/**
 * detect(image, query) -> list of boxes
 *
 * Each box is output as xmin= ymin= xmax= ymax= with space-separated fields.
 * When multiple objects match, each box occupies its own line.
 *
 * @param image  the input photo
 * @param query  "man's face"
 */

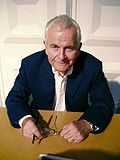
xmin=44 ymin=24 xmax=82 ymax=76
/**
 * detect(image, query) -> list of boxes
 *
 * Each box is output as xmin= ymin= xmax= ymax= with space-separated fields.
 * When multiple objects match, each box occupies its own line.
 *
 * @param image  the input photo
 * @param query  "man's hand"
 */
xmin=22 ymin=117 xmax=43 ymax=140
xmin=60 ymin=120 xmax=92 ymax=143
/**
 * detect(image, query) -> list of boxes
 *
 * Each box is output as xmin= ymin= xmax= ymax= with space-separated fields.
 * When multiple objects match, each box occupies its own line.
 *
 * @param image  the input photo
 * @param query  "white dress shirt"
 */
xmin=52 ymin=66 xmax=73 ymax=111
xmin=19 ymin=66 xmax=73 ymax=127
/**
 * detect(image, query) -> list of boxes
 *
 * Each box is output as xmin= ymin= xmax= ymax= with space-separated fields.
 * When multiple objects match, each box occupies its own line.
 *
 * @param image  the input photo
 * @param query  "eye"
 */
xmin=51 ymin=45 xmax=58 ymax=49
xmin=65 ymin=46 xmax=73 ymax=52
xmin=50 ymin=44 xmax=59 ymax=51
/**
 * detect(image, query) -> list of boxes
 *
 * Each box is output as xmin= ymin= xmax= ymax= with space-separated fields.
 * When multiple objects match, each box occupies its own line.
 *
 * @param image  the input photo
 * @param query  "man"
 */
xmin=6 ymin=15 xmax=114 ymax=143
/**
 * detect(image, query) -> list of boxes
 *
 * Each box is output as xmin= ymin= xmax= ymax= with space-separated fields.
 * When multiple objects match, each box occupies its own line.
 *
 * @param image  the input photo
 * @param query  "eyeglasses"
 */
xmin=41 ymin=115 xmax=60 ymax=138
xmin=32 ymin=110 xmax=61 ymax=144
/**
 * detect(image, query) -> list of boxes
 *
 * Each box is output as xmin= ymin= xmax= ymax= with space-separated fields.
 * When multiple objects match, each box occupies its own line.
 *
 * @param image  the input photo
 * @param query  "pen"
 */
xmin=32 ymin=110 xmax=39 ymax=144
xmin=32 ymin=134 xmax=36 ymax=144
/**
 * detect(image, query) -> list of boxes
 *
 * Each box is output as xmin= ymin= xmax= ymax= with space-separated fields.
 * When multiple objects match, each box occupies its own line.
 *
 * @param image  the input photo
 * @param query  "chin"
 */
xmin=53 ymin=63 xmax=70 ymax=72
xmin=56 ymin=66 xmax=68 ymax=72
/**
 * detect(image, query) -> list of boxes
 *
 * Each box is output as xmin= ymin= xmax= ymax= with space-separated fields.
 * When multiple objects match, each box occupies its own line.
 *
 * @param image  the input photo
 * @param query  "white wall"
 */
xmin=0 ymin=0 xmax=66 ymax=107
xmin=0 ymin=0 xmax=120 ymax=110
xmin=71 ymin=0 xmax=120 ymax=112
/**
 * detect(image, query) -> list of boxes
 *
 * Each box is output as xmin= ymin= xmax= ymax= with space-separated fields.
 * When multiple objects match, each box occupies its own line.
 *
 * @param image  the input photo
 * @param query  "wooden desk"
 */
xmin=0 ymin=108 xmax=120 ymax=160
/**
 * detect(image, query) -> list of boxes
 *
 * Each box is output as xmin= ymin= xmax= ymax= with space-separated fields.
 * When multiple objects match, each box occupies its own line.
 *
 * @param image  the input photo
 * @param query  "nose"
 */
xmin=58 ymin=49 xmax=66 ymax=60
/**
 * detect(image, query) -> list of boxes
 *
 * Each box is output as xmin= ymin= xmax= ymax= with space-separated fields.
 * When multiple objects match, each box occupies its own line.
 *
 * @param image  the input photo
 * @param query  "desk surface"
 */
xmin=0 ymin=108 xmax=120 ymax=160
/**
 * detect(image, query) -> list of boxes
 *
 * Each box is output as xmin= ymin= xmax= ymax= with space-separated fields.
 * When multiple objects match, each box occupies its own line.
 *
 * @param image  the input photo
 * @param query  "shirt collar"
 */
xmin=52 ymin=66 xmax=73 ymax=77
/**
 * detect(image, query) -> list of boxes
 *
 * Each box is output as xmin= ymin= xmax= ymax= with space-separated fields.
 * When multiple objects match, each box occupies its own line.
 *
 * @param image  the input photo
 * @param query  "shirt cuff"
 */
xmin=19 ymin=115 xmax=32 ymax=128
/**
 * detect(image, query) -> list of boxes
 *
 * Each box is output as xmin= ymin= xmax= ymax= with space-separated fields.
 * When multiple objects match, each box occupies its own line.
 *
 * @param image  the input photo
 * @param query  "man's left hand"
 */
xmin=60 ymin=120 xmax=92 ymax=143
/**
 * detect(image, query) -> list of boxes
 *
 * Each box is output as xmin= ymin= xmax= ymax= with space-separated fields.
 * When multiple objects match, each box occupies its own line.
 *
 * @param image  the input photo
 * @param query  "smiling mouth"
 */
xmin=57 ymin=62 xmax=65 ymax=64
xmin=56 ymin=61 xmax=69 ymax=64
xmin=56 ymin=62 xmax=68 ymax=66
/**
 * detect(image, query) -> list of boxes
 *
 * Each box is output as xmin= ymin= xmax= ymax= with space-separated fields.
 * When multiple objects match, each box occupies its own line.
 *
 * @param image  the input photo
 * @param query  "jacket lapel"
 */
xmin=66 ymin=52 xmax=86 ymax=102
xmin=66 ymin=71 xmax=83 ymax=102
xmin=38 ymin=56 xmax=55 ymax=103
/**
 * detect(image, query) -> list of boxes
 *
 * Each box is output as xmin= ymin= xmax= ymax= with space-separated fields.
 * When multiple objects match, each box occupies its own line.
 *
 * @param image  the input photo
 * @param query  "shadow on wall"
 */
xmin=108 ymin=81 xmax=120 ymax=114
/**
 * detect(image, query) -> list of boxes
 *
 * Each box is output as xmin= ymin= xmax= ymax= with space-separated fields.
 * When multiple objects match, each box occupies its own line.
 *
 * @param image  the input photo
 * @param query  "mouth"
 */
xmin=56 ymin=60 xmax=69 ymax=65
xmin=56 ymin=62 xmax=68 ymax=66
xmin=57 ymin=62 xmax=65 ymax=64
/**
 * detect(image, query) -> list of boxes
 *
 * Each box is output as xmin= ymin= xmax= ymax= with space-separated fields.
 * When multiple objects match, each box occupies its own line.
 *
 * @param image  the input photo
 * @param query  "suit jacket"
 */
xmin=6 ymin=50 xmax=114 ymax=133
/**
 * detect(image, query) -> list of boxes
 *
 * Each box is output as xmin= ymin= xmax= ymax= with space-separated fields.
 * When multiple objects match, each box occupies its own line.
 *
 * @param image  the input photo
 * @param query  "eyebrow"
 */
xmin=65 ymin=45 xmax=74 ymax=48
xmin=50 ymin=44 xmax=58 ymax=47
xmin=50 ymin=44 xmax=76 ymax=49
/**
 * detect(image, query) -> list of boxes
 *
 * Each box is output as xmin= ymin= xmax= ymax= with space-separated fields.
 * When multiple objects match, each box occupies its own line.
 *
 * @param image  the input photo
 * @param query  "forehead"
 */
xmin=47 ymin=24 xmax=77 ymax=44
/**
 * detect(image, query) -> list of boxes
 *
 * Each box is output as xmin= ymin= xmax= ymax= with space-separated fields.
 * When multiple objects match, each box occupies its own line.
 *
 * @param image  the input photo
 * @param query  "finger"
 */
xmin=67 ymin=138 xmax=74 ymax=143
xmin=73 ymin=137 xmax=83 ymax=143
xmin=72 ymin=133 xmax=85 ymax=143
xmin=63 ymin=129 xmax=79 ymax=139
xmin=60 ymin=128 xmax=70 ymax=136
xmin=24 ymin=132 xmax=32 ymax=139
xmin=62 ymin=122 xmax=74 ymax=129
xmin=60 ymin=123 xmax=73 ymax=136
xmin=62 ymin=124 xmax=70 ymax=129
xmin=67 ymin=135 xmax=84 ymax=143
xmin=61 ymin=127 xmax=79 ymax=138
xmin=60 ymin=127 xmax=69 ymax=135
xmin=22 ymin=118 xmax=43 ymax=140
xmin=32 ymin=128 xmax=43 ymax=139
xmin=61 ymin=128 xmax=85 ymax=143
xmin=63 ymin=133 xmax=73 ymax=139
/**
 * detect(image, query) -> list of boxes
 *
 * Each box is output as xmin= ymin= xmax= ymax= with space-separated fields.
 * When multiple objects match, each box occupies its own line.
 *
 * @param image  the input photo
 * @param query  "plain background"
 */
xmin=0 ymin=0 xmax=120 ymax=112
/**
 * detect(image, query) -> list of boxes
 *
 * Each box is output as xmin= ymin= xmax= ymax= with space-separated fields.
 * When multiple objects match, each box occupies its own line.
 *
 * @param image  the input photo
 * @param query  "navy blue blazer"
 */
xmin=6 ymin=50 xmax=114 ymax=133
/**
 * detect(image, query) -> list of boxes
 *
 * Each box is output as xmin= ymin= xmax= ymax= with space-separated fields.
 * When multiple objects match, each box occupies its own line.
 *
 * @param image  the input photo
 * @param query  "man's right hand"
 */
xmin=22 ymin=117 xmax=43 ymax=140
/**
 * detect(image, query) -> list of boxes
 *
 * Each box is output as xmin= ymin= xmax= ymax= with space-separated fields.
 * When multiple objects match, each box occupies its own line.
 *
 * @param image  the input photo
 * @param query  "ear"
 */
xmin=43 ymin=40 xmax=46 ymax=47
xmin=43 ymin=40 xmax=48 ymax=55
xmin=77 ymin=42 xmax=82 ymax=57
xmin=78 ymin=42 xmax=82 ymax=50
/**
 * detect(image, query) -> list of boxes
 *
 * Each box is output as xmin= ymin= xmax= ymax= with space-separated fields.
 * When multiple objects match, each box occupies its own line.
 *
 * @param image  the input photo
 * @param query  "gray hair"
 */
xmin=45 ymin=15 xmax=82 ymax=45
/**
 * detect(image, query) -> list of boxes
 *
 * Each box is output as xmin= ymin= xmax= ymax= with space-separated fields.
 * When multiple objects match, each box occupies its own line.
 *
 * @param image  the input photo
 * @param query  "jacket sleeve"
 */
xmin=5 ymin=60 xmax=32 ymax=128
xmin=79 ymin=61 xmax=114 ymax=134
